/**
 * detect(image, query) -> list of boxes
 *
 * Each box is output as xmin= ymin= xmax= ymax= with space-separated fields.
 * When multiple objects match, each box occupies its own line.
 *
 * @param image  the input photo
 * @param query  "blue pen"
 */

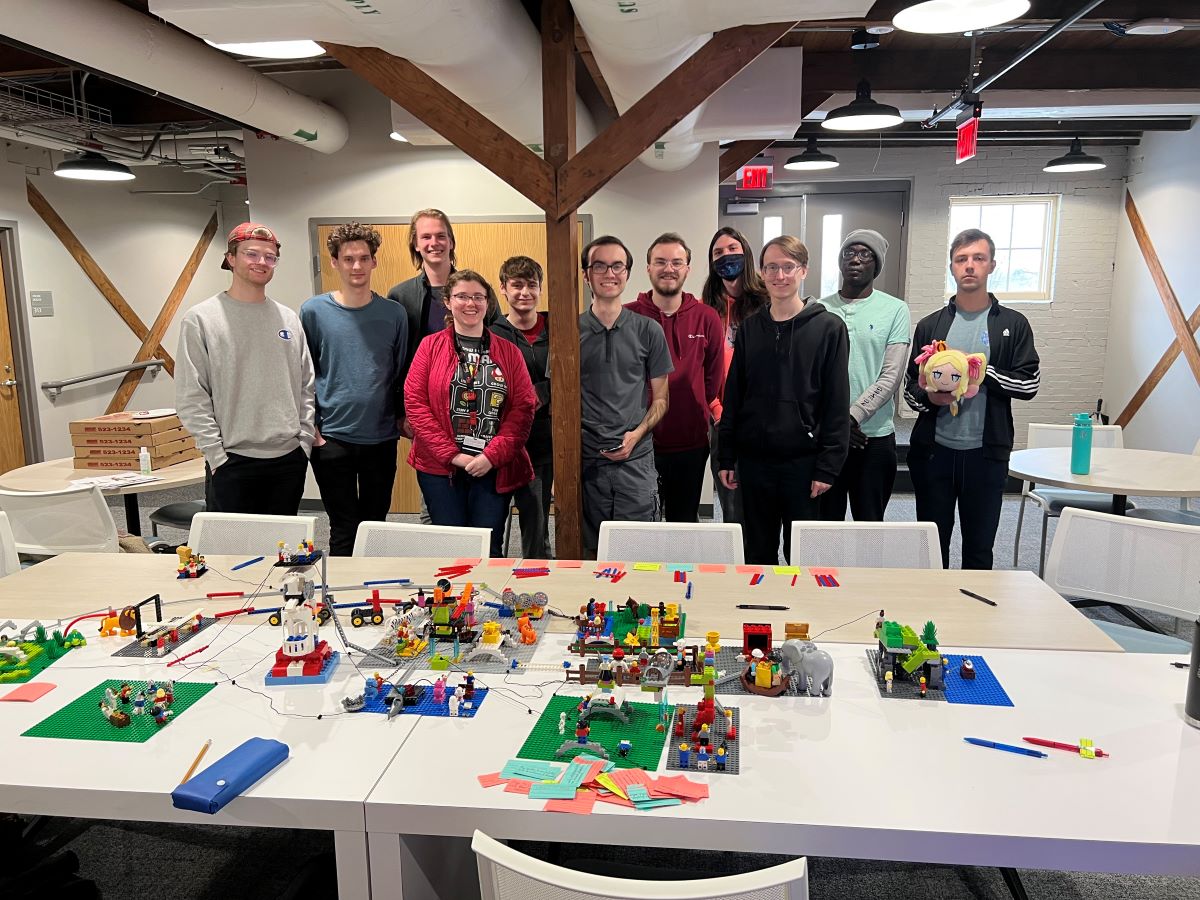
xmin=231 ymin=555 xmax=264 ymax=571
xmin=964 ymin=737 xmax=1047 ymax=758
xmin=685 ymin=582 xmax=693 ymax=600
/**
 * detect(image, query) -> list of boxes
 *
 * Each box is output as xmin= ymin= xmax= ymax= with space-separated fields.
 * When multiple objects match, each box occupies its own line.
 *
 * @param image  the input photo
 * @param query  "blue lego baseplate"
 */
xmin=942 ymin=654 xmax=1013 ymax=707
xmin=264 ymin=651 xmax=340 ymax=686
xmin=359 ymin=682 xmax=489 ymax=717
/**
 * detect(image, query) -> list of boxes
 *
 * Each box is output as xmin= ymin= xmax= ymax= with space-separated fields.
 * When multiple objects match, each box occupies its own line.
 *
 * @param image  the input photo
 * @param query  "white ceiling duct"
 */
xmin=154 ymin=0 xmax=595 ymax=151
xmin=569 ymin=0 xmax=871 ymax=170
xmin=1 ymin=0 xmax=348 ymax=153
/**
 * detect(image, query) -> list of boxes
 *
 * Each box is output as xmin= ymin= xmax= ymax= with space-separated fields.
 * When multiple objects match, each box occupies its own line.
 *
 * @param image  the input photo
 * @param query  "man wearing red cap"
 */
xmin=176 ymin=223 xmax=315 ymax=514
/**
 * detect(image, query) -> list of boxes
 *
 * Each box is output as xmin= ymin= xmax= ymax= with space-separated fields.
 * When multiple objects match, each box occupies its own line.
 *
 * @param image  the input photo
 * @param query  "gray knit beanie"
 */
xmin=840 ymin=228 xmax=888 ymax=277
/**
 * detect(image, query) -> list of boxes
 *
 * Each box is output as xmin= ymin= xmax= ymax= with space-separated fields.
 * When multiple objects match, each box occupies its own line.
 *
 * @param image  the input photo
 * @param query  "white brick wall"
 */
xmin=770 ymin=144 xmax=1129 ymax=449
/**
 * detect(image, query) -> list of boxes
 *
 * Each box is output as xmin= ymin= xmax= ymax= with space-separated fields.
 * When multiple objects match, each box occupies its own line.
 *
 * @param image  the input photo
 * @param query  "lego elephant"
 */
xmin=779 ymin=639 xmax=834 ymax=697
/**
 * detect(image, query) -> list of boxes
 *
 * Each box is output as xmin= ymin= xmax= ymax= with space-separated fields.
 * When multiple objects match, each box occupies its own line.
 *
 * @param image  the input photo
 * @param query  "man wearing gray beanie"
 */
xmin=818 ymin=229 xmax=910 ymax=521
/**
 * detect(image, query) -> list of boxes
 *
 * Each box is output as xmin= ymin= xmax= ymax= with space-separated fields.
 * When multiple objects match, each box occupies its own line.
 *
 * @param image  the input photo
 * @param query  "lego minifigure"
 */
xmin=697 ymin=746 xmax=709 ymax=770
xmin=433 ymin=676 xmax=446 ymax=704
xmin=716 ymin=745 xmax=727 ymax=771
xmin=960 ymin=658 xmax=976 ymax=680
xmin=463 ymin=671 xmax=476 ymax=699
xmin=163 ymin=681 xmax=174 ymax=705
xmin=919 ymin=675 xmax=928 ymax=697
xmin=104 ymin=686 xmax=118 ymax=708
xmin=152 ymin=703 xmax=173 ymax=727
xmin=617 ymin=739 xmax=632 ymax=758
xmin=448 ymin=692 xmax=460 ymax=717
xmin=364 ymin=678 xmax=379 ymax=702
xmin=678 ymin=743 xmax=690 ymax=768
xmin=558 ymin=711 xmax=567 ymax=735
xmin=575 ymin=721 xmax=590 ymax=744
xmin=118 ymin=683 xmax=132 ymax=704
xmin=133 ymin=690 xmax=147 ymax=715
xmin=724 ymin=709 xmax=737 ymax=741
xmin=885 ymin=671 xmax=894 ymax=694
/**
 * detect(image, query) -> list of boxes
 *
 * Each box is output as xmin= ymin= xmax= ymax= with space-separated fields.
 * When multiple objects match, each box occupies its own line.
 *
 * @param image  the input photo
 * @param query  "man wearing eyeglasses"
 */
xmin=628 ymin=233 xmax=723 ymax=523
xmin=578 ymin=235 xmax=673 ymax=557
xmin=818 ymin=230 xmax=910 ymax=522
xmin=176 ymin=223 xmax=315 ymax=515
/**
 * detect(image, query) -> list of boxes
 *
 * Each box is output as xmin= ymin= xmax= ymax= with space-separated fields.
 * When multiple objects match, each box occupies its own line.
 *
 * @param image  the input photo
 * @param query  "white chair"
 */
xmin=0 ymin=512 xmax=20 ymax=576
xmin=1014 ymin=422 xmax=1129 ymax=575
xmin=0 ymin=486 xmax=119 ymax=555
xmin=1044 ymin=507 xmax=1199 ymax=652
xmin=352 ymin=522 xmax=491 ymax=559
xmin=188 ymin=512 xmax=316 ymax=556
xmin=597 ymin=522 xmax=744 ymax=565
xmin=473 ymin=830 xmax=809 ymax=900
xmin=788 ymin=522 xmax=942 ymax=569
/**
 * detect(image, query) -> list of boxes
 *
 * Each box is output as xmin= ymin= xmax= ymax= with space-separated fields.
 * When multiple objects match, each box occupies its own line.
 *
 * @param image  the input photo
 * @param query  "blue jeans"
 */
xmin=416 ymin=469 xmax=510 ymax=557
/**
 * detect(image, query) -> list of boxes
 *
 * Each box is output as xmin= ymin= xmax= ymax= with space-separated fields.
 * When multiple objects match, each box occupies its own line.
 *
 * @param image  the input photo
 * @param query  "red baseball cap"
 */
xmin=222 ymin=223 xmax=281 ymax=270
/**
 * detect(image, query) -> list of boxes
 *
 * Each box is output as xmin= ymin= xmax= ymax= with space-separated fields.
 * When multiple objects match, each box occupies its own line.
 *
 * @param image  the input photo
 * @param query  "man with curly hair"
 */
xmin=301 ymin=222 xmax=408 ymax=555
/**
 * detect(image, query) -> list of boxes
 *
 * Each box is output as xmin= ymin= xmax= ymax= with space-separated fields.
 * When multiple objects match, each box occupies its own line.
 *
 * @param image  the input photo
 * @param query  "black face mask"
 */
xmin=713 ymin=254 xmax=745 ymax=280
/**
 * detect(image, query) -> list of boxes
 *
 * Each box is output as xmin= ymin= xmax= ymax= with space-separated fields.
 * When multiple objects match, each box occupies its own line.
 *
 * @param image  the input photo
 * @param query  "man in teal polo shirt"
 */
xmin=819 ymin=229 xmax=910 ymax=521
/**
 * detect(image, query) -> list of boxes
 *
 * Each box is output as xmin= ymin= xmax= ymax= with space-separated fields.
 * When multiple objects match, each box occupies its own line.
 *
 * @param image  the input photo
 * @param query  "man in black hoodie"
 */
xmin=717 ymin=235 xmax=850 ymax=565
xmin=490 ymin=256 xmax=552 ymax=558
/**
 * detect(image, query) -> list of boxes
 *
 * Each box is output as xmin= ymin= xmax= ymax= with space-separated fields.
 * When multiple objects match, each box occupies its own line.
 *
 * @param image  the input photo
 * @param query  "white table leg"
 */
xmin=367 ymin=832 xmax=479 ymax=900
xmin=335 ymin=830 xmax=371 ymax=900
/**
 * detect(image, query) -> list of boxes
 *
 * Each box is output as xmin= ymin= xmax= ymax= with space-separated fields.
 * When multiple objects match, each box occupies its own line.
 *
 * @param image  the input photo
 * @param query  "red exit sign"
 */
xmin=955 ymin=99 xmax=983 ymax=165
xmin=739 ymin=165 xmax=772 ymax=190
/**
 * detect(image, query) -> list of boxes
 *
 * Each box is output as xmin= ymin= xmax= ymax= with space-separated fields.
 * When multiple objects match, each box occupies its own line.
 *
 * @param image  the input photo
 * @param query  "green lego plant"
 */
xmin=921 ymin=621 xmax=938 ymax=648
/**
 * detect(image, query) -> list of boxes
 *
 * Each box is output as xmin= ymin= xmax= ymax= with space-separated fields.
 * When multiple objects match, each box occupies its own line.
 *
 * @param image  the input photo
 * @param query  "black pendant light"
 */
xmin=821 ymin=80 xmax=903 ymax=131
xmin=784 ymin=137 xmax=840 ymax=171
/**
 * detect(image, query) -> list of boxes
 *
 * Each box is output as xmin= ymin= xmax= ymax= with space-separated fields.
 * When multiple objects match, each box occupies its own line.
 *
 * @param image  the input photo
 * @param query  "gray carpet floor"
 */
xmin=22 ymin=483 xmax=1192 ymax=899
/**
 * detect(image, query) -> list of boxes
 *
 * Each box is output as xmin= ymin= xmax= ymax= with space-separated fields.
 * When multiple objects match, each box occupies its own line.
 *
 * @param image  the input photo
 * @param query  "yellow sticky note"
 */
xmin=773 ymin=566 xmax=801 ymax=575
xmin=633 ymin=562 xmax=662 ymax=572
xmin=595 ymin=773 xmax=628 ymax=800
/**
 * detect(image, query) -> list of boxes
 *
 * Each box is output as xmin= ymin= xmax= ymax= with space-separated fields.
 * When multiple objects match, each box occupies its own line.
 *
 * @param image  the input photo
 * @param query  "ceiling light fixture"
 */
xmin=821 ymin=80 xmax=903 ymax=131
xmin=1124 ymin=17 xmax=1183 ymax=35
xmin=54 ymin=150 xmax=135 ymax=181
xmin=389 ymin=131 xmax=410 ymax=143
xmin=1042 ymin=138 xmax=1106 ymax=173
xmin=893 ymin=0 xmax=1030 ymax=34
xmin=866 ymin=24 xmax=895 ymax=35
xmin=784 ymin=137 xmax=840 ymax=171
xmin=850 ymin=28 xmax=880 ymax=50
xmin=205 ymin=39 xmax=325 ymax=59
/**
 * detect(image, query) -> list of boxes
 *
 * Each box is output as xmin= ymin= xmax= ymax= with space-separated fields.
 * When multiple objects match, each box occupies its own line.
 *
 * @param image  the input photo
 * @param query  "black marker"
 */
xmin=736 ymin=604 xmax=788 ymax=611
xmin=960 ymin=588 xmax=997 ymax=607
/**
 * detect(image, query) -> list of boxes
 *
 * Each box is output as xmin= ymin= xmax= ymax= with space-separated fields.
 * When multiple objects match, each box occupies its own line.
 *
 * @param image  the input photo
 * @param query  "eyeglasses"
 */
xmin=240 ymin=249 xmax=278 ymax=266
xmin=650 ymin=259 xmax=688 ymax=271
xmin=587 ymin=261 xmax=628 ymax=275
xmin=840 ymin=248 xmax=875 ymax=262
xmin=450 ymin=292 xmax=488 ymax=305
xmin=762 ymin=263 xmax=801 ymax=276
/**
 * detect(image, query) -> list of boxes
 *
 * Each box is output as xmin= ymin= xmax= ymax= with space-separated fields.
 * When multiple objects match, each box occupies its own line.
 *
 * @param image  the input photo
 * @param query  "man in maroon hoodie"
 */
xmin=629 ymin=233 xmax=725 ymax=522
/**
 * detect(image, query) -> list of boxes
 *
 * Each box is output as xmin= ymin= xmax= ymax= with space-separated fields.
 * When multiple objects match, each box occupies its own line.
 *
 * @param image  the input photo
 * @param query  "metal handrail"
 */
xmin=41 ymin=359 xmax=164 ymax=398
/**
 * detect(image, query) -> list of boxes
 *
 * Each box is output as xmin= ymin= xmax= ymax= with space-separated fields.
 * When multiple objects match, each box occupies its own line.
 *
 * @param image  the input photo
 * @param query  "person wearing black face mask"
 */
xmin=818 ymin=229 xmax=910 ymax=522
xmin=701 ymin=227 xmax=768 ymax=524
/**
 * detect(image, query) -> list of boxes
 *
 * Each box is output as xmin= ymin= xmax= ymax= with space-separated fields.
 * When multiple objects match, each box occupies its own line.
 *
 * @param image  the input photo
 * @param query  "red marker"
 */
xmin=1023 ymin=737 xmax=1109 ymax=758
xmin=790 ymin=574 xmax=798 ymax=587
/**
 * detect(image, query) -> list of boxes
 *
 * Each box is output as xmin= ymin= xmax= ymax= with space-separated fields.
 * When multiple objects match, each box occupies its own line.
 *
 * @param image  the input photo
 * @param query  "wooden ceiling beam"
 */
xmin=574 ymin=23 xmax=619 ymax=119
xmin=865 ymin=0 xmax=1200 ymax=18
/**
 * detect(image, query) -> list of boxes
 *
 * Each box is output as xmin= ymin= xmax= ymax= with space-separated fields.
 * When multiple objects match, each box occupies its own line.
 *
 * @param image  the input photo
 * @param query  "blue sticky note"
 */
xmin=529 ymin=782 xmax=580 ymax=799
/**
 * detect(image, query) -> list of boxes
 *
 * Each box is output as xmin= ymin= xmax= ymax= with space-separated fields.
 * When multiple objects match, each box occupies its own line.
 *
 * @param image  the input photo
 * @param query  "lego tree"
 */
xmin=921 ymin=620 xmax=938 ymax=649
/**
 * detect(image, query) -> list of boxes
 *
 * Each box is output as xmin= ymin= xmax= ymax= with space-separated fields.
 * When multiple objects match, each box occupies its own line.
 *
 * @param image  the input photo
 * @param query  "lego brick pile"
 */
xmin=478 ymin=756 xmax=710 ymax=815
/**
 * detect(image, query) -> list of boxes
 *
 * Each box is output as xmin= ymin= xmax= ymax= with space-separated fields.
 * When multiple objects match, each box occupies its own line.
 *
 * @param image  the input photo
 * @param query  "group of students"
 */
xmin=176 ymin=210 xmax=1040 ymax=569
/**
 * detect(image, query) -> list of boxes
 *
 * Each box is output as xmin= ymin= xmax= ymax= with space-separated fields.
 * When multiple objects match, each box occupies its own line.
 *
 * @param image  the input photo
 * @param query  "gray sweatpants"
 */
xmin=582 ymin=454 xmax=659 ymax=558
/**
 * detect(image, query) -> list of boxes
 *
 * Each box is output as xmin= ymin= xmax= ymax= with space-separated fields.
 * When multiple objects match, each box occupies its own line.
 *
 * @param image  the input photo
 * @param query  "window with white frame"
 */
xmin=946 ymin=195 xmax=1059 ymax=301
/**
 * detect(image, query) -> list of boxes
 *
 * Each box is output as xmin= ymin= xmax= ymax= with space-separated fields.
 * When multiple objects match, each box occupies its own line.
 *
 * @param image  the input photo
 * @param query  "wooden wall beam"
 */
xmin=319 ymin=42 xmax=557 ymax=213
xmin=26 ymin=180 xmax=175 ymax=373
xmin=107 ymin=211 xmax=218 ymax=414
xmin=543 ymin=0 xmax=583 ymax=559
xmin=557 ymin=21 xmax=798 ymax=216
xmin=718 ymin=140 xmax=775 ymax=184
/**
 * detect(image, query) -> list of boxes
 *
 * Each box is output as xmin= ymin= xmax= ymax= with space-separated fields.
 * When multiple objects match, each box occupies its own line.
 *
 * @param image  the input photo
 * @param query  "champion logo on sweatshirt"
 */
xmin=687 ymin=333 xmax=708 ymax=341
xmin=278 ymin=329 xmax=293 ymax=340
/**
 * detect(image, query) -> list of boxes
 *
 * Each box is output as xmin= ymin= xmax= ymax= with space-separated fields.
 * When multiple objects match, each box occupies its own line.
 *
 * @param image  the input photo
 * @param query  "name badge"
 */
xmin=460 ymin=435 xmax=488 ymax=452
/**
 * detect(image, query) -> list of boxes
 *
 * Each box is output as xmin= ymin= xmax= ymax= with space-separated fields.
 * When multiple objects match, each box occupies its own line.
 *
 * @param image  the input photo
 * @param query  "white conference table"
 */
xmin=364 ymin=635 xmax=1200 ymax=900
xmin=1009 ymin=447 xmax=1200 ymax=516
xmin=0 ymin=455 xmax=206 ymax=536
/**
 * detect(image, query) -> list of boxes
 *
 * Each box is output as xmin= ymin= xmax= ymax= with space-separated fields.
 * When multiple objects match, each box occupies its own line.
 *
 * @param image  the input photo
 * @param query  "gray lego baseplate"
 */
xmin=709 ymin=647 xmax=810 ymax=698
xmin=865 ymin=649 xmax=946 ymax=702
xmin=365 ymin=606 xmax=553 ymax=675
xmin=111 ymin=616 xmax=217 ymax=659
xmin=665 ymin=705 xmax=740 ymax=775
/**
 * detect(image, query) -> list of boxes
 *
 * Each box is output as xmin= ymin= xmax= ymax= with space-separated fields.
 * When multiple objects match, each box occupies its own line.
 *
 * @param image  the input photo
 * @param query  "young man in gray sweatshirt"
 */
xmin=176 ymin=223 xmax=315 ymax=515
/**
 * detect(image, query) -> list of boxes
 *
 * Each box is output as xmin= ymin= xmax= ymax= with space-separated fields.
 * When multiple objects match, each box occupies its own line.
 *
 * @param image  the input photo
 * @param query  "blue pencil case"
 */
xmin=171 ymin=737 xmax=289 ymax=814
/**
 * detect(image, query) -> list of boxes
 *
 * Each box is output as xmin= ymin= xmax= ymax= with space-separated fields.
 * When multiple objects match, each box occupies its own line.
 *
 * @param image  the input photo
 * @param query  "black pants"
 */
xmin=310 ymin=437 xmax=399 ymax=556
xmin=738 ymin=454 xmax=817 ymax=565
xmin=511 ymin=461 xmax=553 ymax=558
xmin=655 ymin=446 xmax=710 ymax=523
xmin=709 ymin=423 xmax=742 ymax=524
xmin=820 ymin=433 xmax=897 ymax=522
xmin=908 ymin=443 xmax=1008 ymax=570
xmin=206 ymin=447 xmax=308 ymax=516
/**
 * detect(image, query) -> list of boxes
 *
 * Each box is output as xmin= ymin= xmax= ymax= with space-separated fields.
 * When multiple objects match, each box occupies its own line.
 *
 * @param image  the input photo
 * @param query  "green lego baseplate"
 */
xmin=0 ymin=630 xmax=86 ymax=685
xmin=22 ymin=679 xmax=216 ymax=743
xmin=515 ymin=694 xmax=670 ymax=771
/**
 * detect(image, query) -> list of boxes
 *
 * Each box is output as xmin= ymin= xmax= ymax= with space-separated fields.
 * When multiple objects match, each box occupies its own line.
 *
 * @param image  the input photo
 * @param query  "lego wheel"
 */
xmin=371 ymin=612 xmax=385 ymax=625
xmin=268 ymin=611 xmax=282 ymax=627
xmin=350 ymin=611 xmax=365 ymax=628
xmin=318 ymin=608 xmax=332 ymax=625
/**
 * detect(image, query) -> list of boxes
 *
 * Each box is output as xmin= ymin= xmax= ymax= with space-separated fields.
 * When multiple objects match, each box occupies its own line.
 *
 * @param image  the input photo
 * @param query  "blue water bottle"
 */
xmin=1070 ymin=413 xmax=1092 ymax=475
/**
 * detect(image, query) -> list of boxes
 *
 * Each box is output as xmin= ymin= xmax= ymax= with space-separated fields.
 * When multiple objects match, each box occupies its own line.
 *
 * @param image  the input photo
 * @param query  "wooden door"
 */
xmin=0 ymin=249 xmax=26 ymax=475
xmin=314 ymin=220 xmax=584 ymax=513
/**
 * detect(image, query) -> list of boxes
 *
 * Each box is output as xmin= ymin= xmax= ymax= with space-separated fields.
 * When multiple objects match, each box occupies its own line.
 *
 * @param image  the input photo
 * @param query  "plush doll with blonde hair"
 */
xmin=913 ymin=340 xmax=986 ymax=416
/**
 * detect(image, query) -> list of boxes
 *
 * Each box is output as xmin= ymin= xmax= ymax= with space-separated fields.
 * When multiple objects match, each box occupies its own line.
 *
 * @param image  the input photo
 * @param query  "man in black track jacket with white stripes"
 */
xmin=904 ymin=228 xmax=1041 ymax=569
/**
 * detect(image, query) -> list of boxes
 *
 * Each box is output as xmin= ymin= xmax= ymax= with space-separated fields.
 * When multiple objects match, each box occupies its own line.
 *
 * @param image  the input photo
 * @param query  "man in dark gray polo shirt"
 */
xmin=579 ymin=235 xmax=673 ymax=557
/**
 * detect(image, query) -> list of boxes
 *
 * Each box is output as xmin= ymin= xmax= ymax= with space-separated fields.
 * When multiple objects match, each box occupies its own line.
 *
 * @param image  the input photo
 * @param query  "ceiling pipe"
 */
xmin=0 ymin=0 xmax=348 ymax=153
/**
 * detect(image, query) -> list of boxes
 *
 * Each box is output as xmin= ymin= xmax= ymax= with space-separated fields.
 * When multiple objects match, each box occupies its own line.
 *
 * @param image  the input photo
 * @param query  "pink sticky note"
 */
xmin=735 ymin=565 xmax=763 ymax=575
xmin=593 ymin=791 xmax=636 ymax=808
xmin=488 ymin=558 xmax=518 ymax=567
xmin=455 ymin=557 xmax=482 ymax=567
xmin=808 ymin=567 xmax=839 ymax=577
xmin=698 ymin=563 xmax=727 ymax=574
xmin=0 ymin=682 xmax=56 ymax=702
xmin=504 ymin=779 xmax=533 ymax=795
xmin=556 ymin=560 xmax=583 ymax=569
xmin=544 ymin=793 xmax=597 ymax=815
xmin=477 ymin=772 xmax=506 ymax=788
xmin=522 ymin=559 xmax=549 ymax=568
